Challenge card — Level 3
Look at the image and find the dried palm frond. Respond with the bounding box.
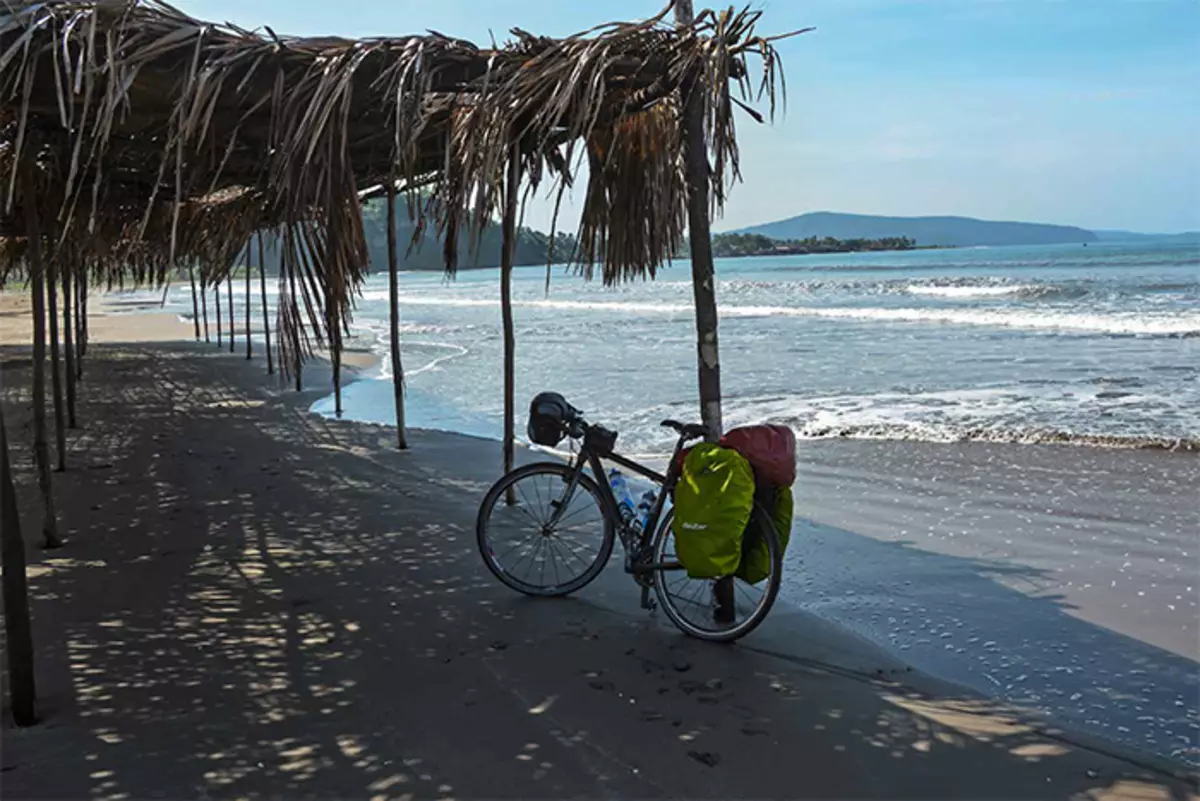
[1,0,799,357]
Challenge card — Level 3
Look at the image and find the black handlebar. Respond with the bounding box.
[660,419,710,441]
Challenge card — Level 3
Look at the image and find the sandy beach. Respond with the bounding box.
[0,295,1195,798]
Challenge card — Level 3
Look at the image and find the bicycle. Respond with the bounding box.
[476,395,783,642]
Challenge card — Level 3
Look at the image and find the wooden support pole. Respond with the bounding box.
[21,181,62,549]
[77,272,88,362]
[45,251,66,472]
[1,409,38,727]
[258,235,273,375]
[200,275,210,342]
[227,273,235,353]
[74,271,85,374]
[500,146,520,494]
[189,264,201,340]
[215,281,223,347]
[61,263,77,428]
[286,243,302,391]
[675,0,723,441]
[245,246,252,360]
[386,182,408,449]
[79,280,87,357]
[327,234,343,419]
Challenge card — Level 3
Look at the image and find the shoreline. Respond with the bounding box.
[1,341,1195,797]
[4,289,1197,770]
[2,334,1197,797]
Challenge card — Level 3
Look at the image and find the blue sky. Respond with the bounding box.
[177,1,1200,233]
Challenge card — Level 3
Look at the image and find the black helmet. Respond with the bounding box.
[527,392,576,447]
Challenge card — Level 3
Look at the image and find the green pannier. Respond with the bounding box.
[673,443,756,579]
[736,484,793,585]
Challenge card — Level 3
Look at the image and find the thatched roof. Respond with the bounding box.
[1,0,796,364]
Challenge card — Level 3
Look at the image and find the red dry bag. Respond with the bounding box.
[719,424,796,487]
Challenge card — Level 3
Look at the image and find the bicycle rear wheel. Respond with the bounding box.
[651,506,782,642]
[477,462,615,597]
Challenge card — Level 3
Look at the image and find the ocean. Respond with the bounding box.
[306,238,1200,454]
[151,236,1199,764]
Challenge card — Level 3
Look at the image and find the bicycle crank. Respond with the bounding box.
[640,583,656,611]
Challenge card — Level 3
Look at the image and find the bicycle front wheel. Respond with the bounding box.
[651,506,783,642]
[477,462,616,597]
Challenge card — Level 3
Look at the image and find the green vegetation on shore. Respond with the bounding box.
[677,232,917,258]
[360,199,577,272]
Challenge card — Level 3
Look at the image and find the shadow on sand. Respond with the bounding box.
[0,343,1194,799]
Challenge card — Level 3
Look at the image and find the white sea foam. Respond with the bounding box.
[387,294,1200,336]
[905,284,1041,298]
[712,387,1199,452]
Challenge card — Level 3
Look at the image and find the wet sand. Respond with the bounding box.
[1,336,1195,797]
[791,439,1200,764]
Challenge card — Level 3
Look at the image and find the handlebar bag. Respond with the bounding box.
[672,443,755,579]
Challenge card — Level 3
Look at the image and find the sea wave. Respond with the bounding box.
[388,294,1200,336]
[770,256,1199,274]
[792,422,1199,452]
[711,386,1200,453]
[903,283,1080,300]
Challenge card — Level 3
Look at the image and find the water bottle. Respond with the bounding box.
[608,469,637,525]
[634,490,657,533]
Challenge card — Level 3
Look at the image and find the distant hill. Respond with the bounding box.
[1092,229,1200,243]
[733,212,1098,247]
[360,199,575,272]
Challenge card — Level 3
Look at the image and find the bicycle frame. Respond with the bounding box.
[544,430,694,579]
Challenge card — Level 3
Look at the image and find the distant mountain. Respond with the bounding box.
[732,212,1098,247]
[1092,229,1200,243]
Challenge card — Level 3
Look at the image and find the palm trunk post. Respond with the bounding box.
[1,408,38,727]
[227,273,235,353]
[385,182,407,449]
[286,242,303,391]
[675,0,723,441]
[327,244,343,417]
[258,234,273,375]
[45,252,66,471]
[500,147,520,502]
[76,272,88,361]
[22,180,62,549]
[188,264,201,340]
[62,264,77,427]
[245,246,252,360]
[200,274,210,342]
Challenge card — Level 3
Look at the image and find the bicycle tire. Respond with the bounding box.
[651,505,783,642]
[477,462,616,597]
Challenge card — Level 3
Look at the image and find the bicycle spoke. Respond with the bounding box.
[547,533,590,571]
[546,537,563,587]
[735,580,762,608]
[495,529,543,565]
[509,499,544,530]
[539,537,548,587]
[555,498,599,527]
[518,479,545,527]
[531,474,550,527]
[516,534,552,585]
[553,529,596,559]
